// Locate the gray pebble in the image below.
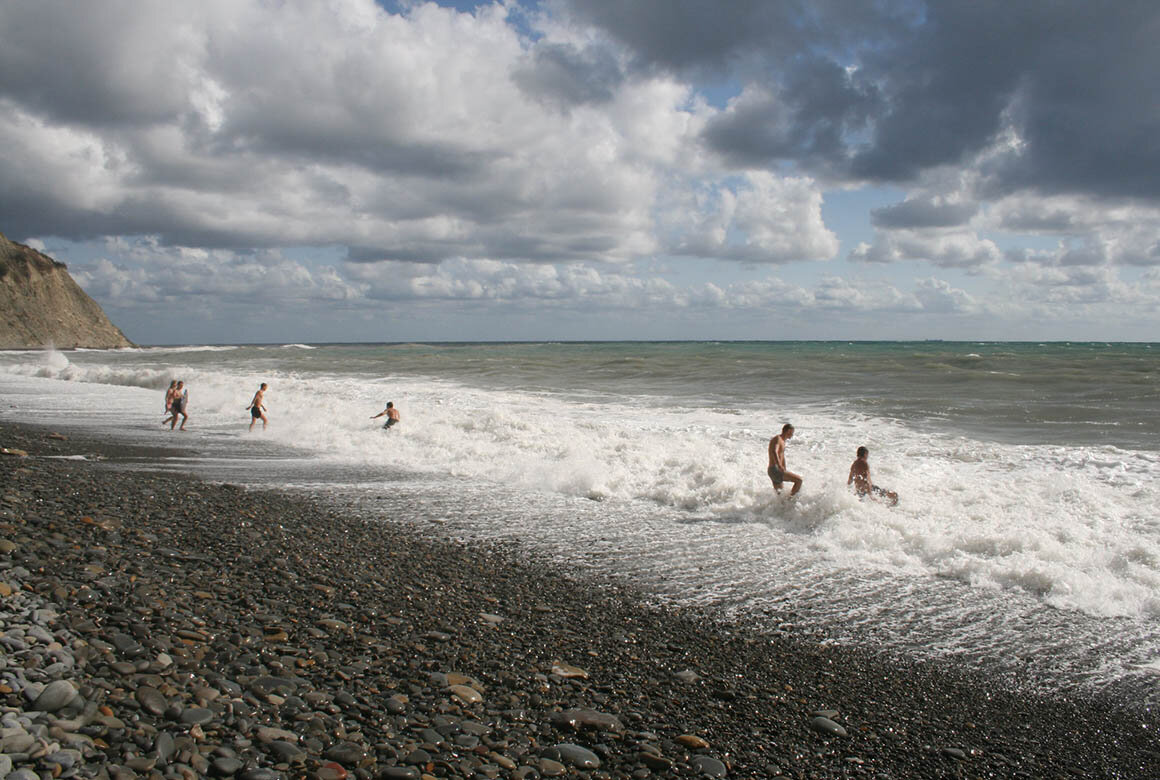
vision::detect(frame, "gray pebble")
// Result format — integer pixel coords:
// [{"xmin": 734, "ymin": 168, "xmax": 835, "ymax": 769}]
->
[
  {"xmin": 809, "ymin": 716, "xmax": 848, "ymax": 738},
  {"xmin": 324, "ymin": 741, "xmax": 366, "ymax": 766},
  {"xmin": 268, "ymin": 740, "xmax": 306, "ymax": 764},
  {"xmin": 154, "ymin": 731, "xmax": 176, "ymax": 764},
  {"xmin": 32, "ymin": 679, "xmax": 77, "ymax": 712},
  {"xmin": 7, "ymin": 769, "xmax": 41, "ymax": 780},
  {"xmin": 691, "ymin": 755, "xmax": 728, "ymax": 777},
  {"xmin": 378, "ymin": 768, "xmax": 421, "ymax": 779},
  {"xmin": 538, "ymin": 758, "xmax": 566, "ymax": 777},
  {"xmin": 181, "ymin": 707, "xmax": 215, "ymax": 725},
  {"xmin": 212, "ymin": 756, "xmax": 245, "ymax": 776},
  {"xmin": 554, "ymin": 743, "xmax": 600, "ymax": 769},
  {"xmin": 136, "ymin": 686, "xmax": 167, "ymax": 715},
  {"xmin": 404, "ymin": 748, "xmax": 431, "ymax": 765},
  {"xmin": 239, "ymin": 771, "xmax": 282, "ymax": 780}
]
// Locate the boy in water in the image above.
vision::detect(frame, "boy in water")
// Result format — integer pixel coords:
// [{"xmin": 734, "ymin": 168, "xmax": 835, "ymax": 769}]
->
[
  {"xmin": 248, "ymin": 383, "xmax": 268, "ymax": 430},
  {"xmin": 848, "ymin": 446, "xmax": 898, "ymax": 505},
  {"xmin": 767, "ymin": 423, "xmax": 803, "ymax": 496},
  {"xmin": 170, "ymin": 380, "xmax": 188, "ymax": 431},
  {"xmin": 371, "ymin": 401, "xmax": 400, "ymax": 429}
]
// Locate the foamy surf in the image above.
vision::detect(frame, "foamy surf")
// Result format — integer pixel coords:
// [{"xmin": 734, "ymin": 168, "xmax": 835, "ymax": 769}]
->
[{"xmin": 2, "ymin": 341, "xmax": 1159, "ymax": 703}]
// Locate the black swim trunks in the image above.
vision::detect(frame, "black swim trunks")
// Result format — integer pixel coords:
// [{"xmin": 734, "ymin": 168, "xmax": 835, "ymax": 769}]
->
[
  {"xmin": 767, "ymin": 464, "xmax": 784, "ymax": 484},
  {"xmin": 251, "ymin": 406, "xmax": 262, "ymax": 419},
  {"xmin": 383, "ymin": 418, "xmax": 397, "ymax": 429}
]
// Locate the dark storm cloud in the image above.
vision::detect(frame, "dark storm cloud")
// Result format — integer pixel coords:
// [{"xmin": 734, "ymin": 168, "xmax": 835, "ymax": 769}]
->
[
  {"xmin": 702, "ymin": 58, "xmax": 879, "ymax": 171},
  {"xmin": 871, "ymin": 198, "xmax": 977, "ymax": 229},
  {"xmin": 0, "ymin": 3, "xmax": 195, "ymax": 127},
  {"xmin": 560, "ymin": 0, "xmax": 909, "ymax": 74},
  {"xmin": 513, "ymin": 42, "xmax": 624, "ymax": 108},
  {"xmin": 569, "ymin": 0, "xmax": 1160, "ymax": 201}
]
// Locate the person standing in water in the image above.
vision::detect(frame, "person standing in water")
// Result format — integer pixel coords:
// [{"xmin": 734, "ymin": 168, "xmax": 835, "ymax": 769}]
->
[
  {"xmin": 162, "ymin": 380, "xmax": 178, "ymax": 427},
  {"xmin": 170, "ymin": 380, "xmax": 189, "ymax": 431},
  {"xmin": 248, "ymin": 383, "xmax": 269, "ymax": 430},
  {"xmin": 848, "ymin": 446, "xmax": 898, "ymax": 505},
  {"xmin": 371, "ymin": 401, "xmax": 400, "ymax": 429},
  {"xmin": 767, "ymin": 423, "xmax": 803, "ymax": 496}
]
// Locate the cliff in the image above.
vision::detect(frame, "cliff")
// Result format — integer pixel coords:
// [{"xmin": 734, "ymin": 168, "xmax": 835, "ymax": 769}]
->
[{"xmin": 0, "ymin": 232, "xmax": 134, "ymax": 349}]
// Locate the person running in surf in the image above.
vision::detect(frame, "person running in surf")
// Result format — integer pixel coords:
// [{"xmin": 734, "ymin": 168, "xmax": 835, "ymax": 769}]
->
[
  {"xmin": 848, "ymin": 446, "xmax": 898, "ymax": 505},
  {"xmin": 767, "ymin": 423, "xmax": 802, "ymax": 496},
  {"xmin": 248, "ymin": 383, "xmax": 268, "ymax": 430},
  {"xmin": 371, "ymin": 401, "xmax": 400, "ymax": 430},
  {"xmin": 170, "ymin": 380, "xmax": 189, "ymax": 431}
]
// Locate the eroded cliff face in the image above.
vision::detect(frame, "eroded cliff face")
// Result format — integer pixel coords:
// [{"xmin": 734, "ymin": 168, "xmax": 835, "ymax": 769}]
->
[{"xmin": 0, "ymin": 232, "xmax": 133, "ymax": 349}]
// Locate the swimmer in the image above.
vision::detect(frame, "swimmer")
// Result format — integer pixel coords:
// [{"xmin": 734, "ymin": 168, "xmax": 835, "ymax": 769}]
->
[
  {"xmin": 371, "ymin": 401, "xmax": 400, "ymax": 430},
  {"xmin": 848, "ymin": 446, "xmax": 898, "ymax": 505}
]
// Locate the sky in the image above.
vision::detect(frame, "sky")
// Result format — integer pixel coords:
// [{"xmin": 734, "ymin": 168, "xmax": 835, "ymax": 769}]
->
[{"xmin": 1, "ymin": 0, "xmax": 1159, "ymax": 344}]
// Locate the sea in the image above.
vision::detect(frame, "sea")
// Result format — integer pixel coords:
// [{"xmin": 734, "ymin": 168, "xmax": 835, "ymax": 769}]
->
[{"xmin": 2, "ymin": 341, "xmax": 1158, "ymax": 707}]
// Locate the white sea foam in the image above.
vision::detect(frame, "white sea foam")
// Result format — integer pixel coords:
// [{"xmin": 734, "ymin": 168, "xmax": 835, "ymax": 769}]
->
[{"xmin": 3, "ymin": 344, "xmax": 1160, "ymax": 699}]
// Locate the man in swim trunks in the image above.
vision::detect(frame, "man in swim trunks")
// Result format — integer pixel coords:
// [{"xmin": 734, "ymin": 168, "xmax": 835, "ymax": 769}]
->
[
  {"xmin": 248, "ymin": 383, "xmax": 268, "ymax": 431},
  {"xmin": 170, "ymin": 380, "xmax": 188, "ymax": 431},
  {"xmin": 768, "ymin": 423, "xmax": 803, "ymax": 496},
  {"xmin": 848, "ymin": 446, "xmax": 898, "ymax": 505},
  {"xmin": 371, "ymin": 401, "xmax": 400, "ymax": 429}
]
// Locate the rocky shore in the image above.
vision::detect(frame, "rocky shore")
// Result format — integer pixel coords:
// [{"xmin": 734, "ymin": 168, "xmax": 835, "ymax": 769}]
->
[{"xmin": 1, "ymin": 421, "xmax": 1157, "ymax": 780}]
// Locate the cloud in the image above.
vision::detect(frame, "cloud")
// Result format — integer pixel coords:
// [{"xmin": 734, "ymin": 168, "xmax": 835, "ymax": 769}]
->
[
  {"xmin": 71, "ymin": 239, "xmax": 365, "ymax": 309},
  {"xmin": 0, "ymin": 0, "xmax": 678, "ymax": 264},
  {"xmin": 663, "ymin": 172, "xmax": 840, "ymax": 263},
  {"xmin": 568, "ymin": 0, "xmax": 1160, "ymax": 202},
  {"xmin": 871, "ymin": 196, "xmax": 978, "ymax": 230},
  {"xmin": 850, "ymin": 228, "xmax": 1002, "ymax": 270}
]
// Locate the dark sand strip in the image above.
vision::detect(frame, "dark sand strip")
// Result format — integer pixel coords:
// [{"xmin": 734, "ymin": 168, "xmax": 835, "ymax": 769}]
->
[{"xmin": 1, "ymin": 421, "xmax": 1157, "ymax": 779}]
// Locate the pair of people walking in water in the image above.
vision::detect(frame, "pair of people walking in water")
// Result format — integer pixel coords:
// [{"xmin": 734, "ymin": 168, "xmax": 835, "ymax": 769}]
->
[
  {"xmin": 767, "ymin": 423, "xmax": 898, "ymax": 505},
  {"xmin": 163, "ymin": 380, "xmax": 188, "ymax": 431}
]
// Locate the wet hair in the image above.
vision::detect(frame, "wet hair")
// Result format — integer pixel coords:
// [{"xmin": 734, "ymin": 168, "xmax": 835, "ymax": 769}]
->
[
  {"xmin": 260, "ymin": 383, "xmax": 267, "ymax": 389},
  {"xmin": 857, "ymin": 446, "xmax": 869, "ymax": 458},
  {"xmin": 781, "ymin": 423, "xmax": 794, "ymax": 434},
  {"xmin": 386, "ymin": 402, "xmax": 393, "ymax": 408}
]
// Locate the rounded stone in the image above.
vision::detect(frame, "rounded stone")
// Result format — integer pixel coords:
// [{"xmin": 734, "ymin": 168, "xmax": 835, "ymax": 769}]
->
[
  {"xmin": 323, "ymin": 742, "xmax": 366, "ymax": 766},
  {"xmin": 809, "ymin": 716, "xmax": 848, "ymax": 738},
  {"xmin": 181, "ymin": 707, "xmax": 215, "ymax": 725},
  {"xmin": 136, "ymin": 686, "xmax": 168, "ymax": 716},
  {"xmin": 448, "ymin": 684, "xmax": 482, "ymax": 705},
  {"xmin": 33, "ymin": 679, "xmax": 77, "ymax": 712},
  {"xmin": 211, "ymin": 757, "xmax": 245, "ymax": 776},
  {"xmin": 554, "ymin": 744, "xmax": 600, "ymax": 769},
  {"xmin": 403, "ymin": 748, "xmax": 431, "ymax": 765},
  {"xmin": 691, "ymin": 755, "xmax": 728, "ymax": 777},
  {"xmin": 538, "ymin": 758, "xmax": 566, "ymax": 777}
]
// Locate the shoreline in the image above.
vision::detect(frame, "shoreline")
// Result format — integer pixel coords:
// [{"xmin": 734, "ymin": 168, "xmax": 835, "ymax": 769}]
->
[{"xmin": 2, "ymin": 420, "xmax": 1157, "ymax": 779}]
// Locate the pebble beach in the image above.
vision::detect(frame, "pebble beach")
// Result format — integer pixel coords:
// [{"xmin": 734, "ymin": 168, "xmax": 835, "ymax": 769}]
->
[{"xmin": 1, "ymin": 420, "xmax": 1157, "ymax": 780}]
